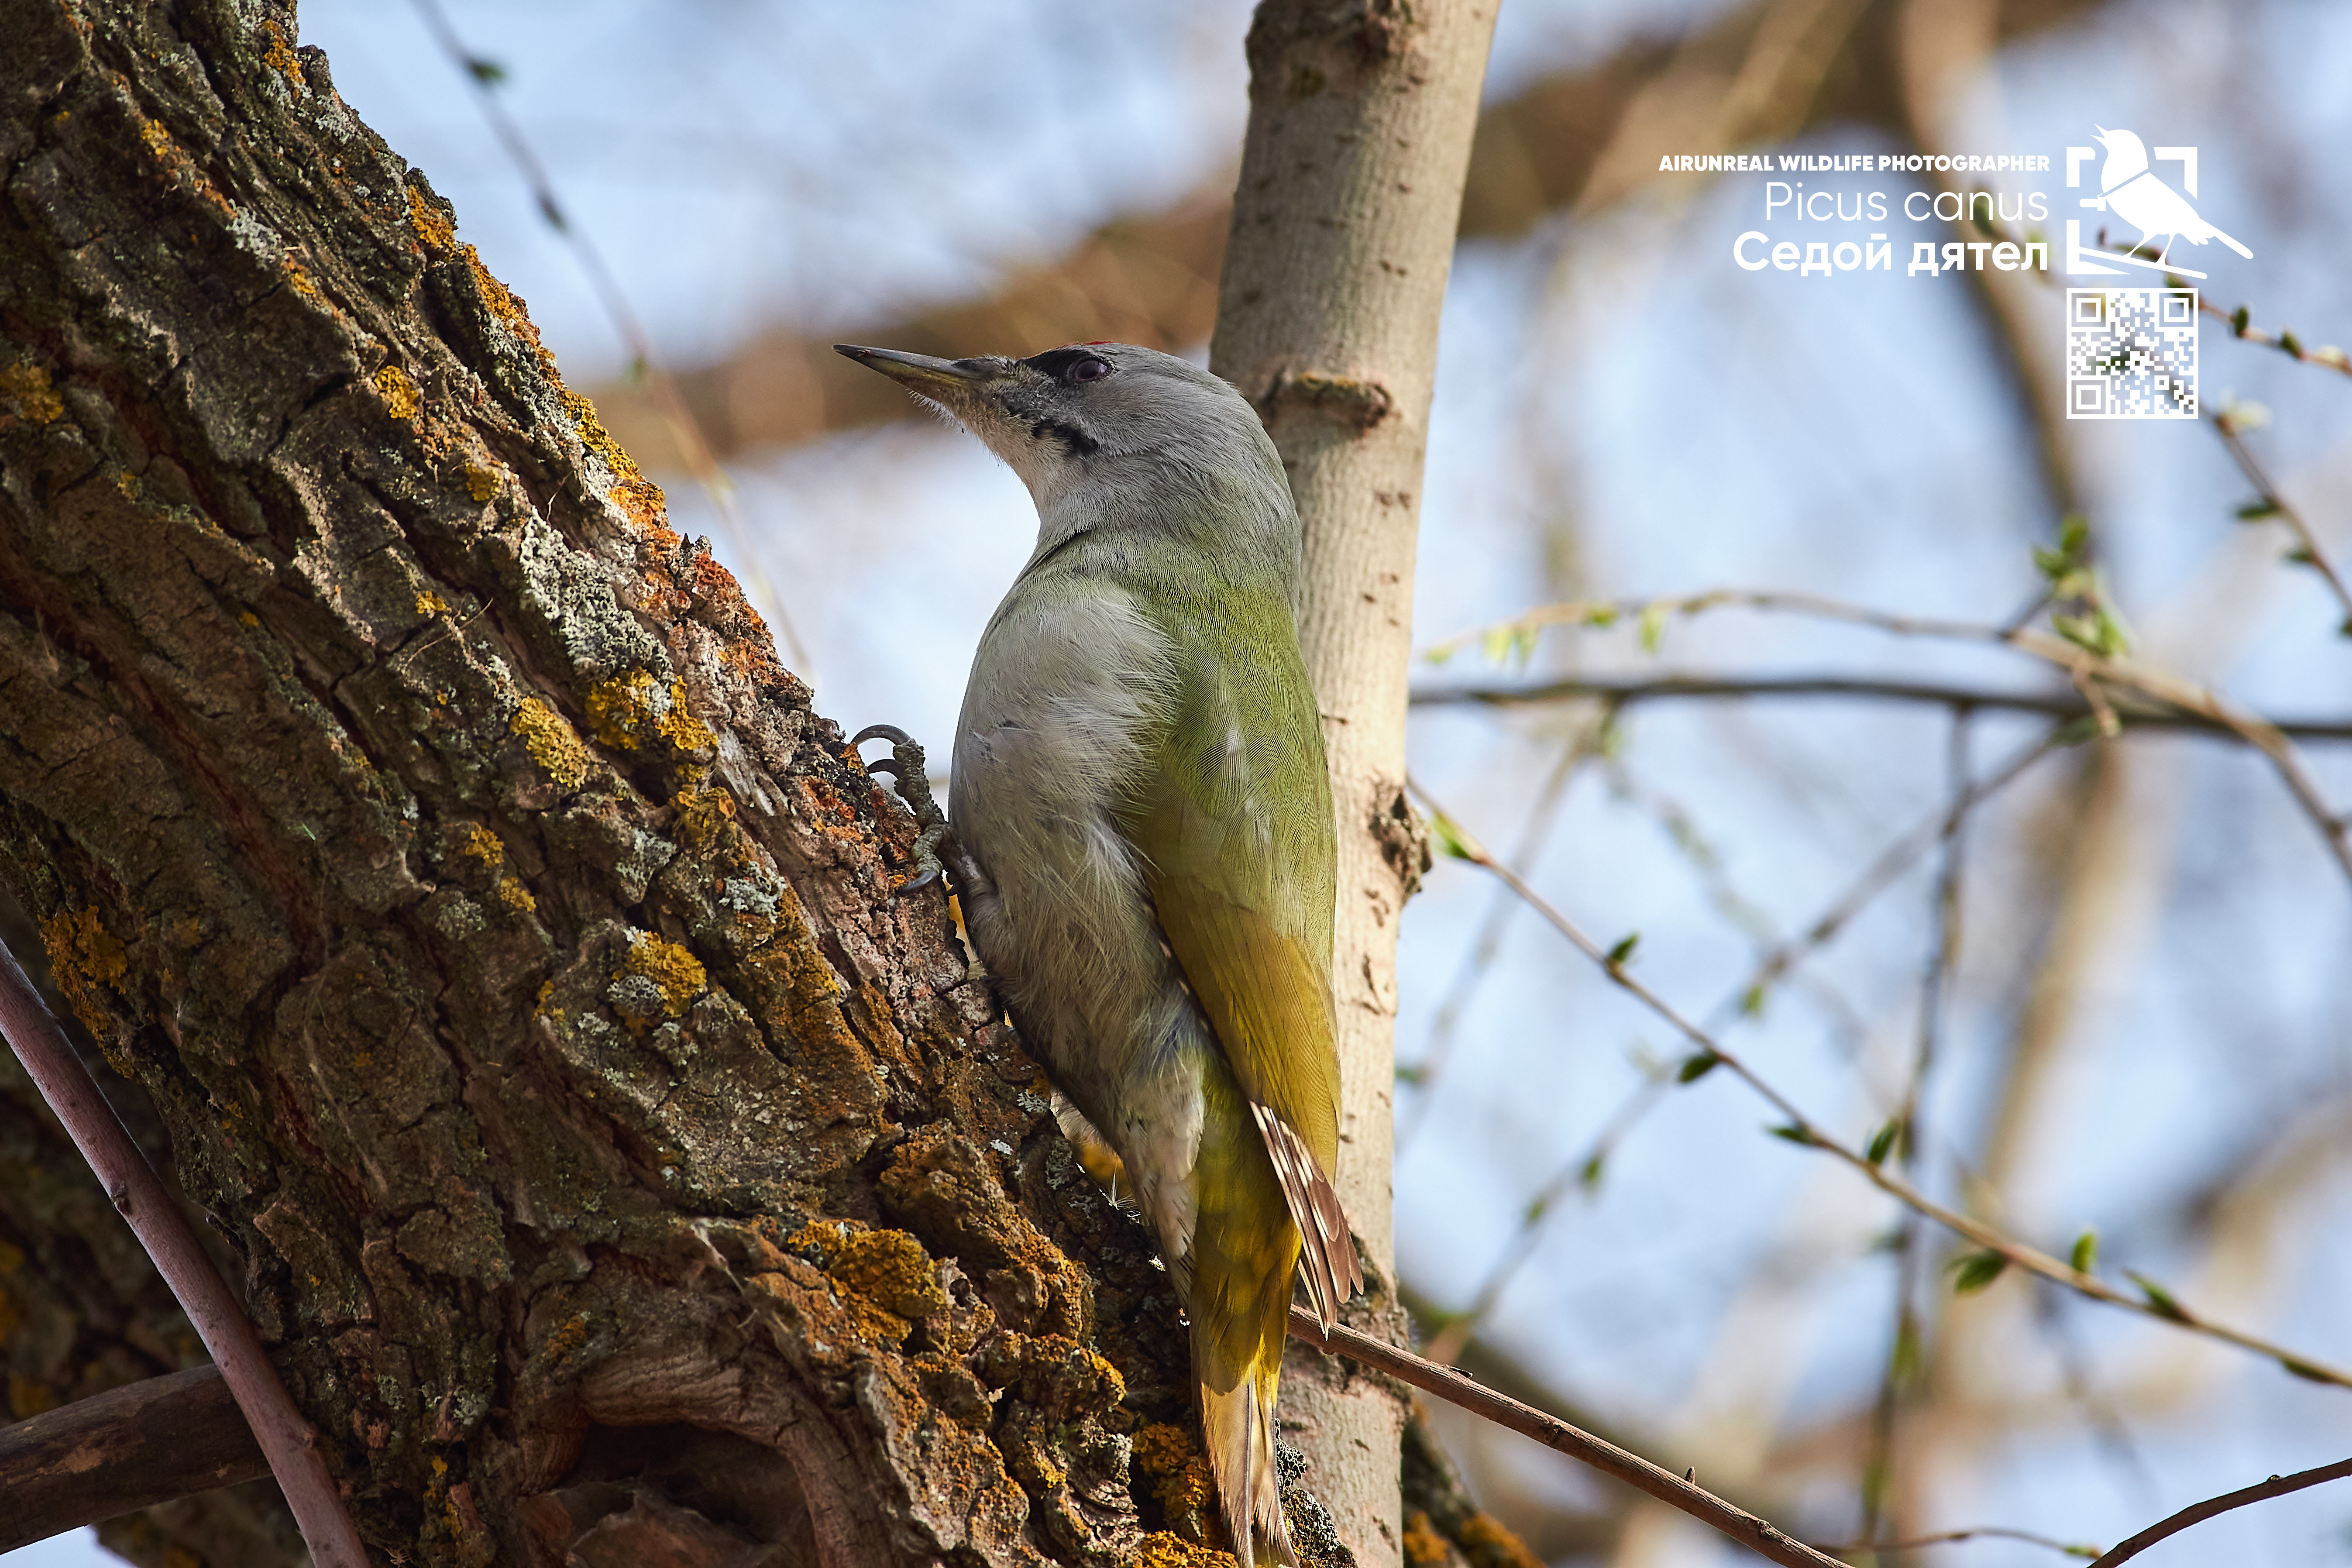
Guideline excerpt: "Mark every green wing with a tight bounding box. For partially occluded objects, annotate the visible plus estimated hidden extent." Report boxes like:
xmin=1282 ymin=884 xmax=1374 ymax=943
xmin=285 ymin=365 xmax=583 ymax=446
xmin=1123 ymin=593 xmax=1362 ymax=1323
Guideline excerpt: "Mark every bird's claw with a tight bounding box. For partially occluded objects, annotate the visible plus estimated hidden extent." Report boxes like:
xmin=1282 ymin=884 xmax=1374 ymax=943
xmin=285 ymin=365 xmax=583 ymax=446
xmin=851 ymin=724 xmax=953 ymax=897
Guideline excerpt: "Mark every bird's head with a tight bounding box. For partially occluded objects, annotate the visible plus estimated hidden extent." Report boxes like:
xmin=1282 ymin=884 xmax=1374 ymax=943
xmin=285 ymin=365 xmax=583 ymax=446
xmin=2093 ymin=127 xmax=2149 ymax=179
xmin=833 ymin=341 xmax=1288 ymax=530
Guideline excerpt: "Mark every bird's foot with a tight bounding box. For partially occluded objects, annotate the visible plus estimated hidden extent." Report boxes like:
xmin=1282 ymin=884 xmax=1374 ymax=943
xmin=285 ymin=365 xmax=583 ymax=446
xmin=850 ymin=724 xmax=989 ymax=900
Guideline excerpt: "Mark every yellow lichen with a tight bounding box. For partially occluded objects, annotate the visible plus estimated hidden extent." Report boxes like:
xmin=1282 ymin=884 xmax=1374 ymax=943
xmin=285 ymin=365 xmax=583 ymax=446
xmin=0 ymin=364 xmax=64 ymax=423
xmin=284 ymin=259 xmax=319 ymax=298
xmin=457 ymin=823 xmax=503 ymax=868
xmin=557 ymin=389 xmax=669 ymax=533
xmin=238 ymin=610 xmax=261 ymax=628
xmin=585 ymin=670 xmax=656 ymax=751
xmin=613 ymin=932 xmax=705 ymax=1023
xmin=41 ymin=907 xmax=129 ymax=1036
xmin=657 ymin=690 xmax=716 ymax=753
xmin=112 ymin=469 xmax=142 ymax=501
xmin=138 ymin=116 xmax=175 ymax=160
xmin=415 ymin=590 xmax=449 ymax=618
xmin=494 ymin=876 xmax=538 ymax=915
xmin=784 ymin=1220 xmax=948 ymax=1345
xmin=461 ymin=462 xmax=500 ymax=502
xmin=585 ymin=670 xmax=713 ymax=757
xmin=823 ymin=1225 xmax=949 ymax=1320
xmin=509 ymin=697 xmax=590 ymax=790
xmin=261 ymin=21 xmax=304 ymax=87
xmin=671 ymin=784 xmax=737 ymax=853
xmin=1458 ymin=1512 xmax=1544 ymax=1568
xmin=1132 ymin=1533 xmax=1230 ymax=1567
xmin=406 ymin=186 xmax=456 ymax=253
xmin=374 ymin=363 xmax=421 ymax=421
xmin=1403 ymin=1511 xmax=1450 ymax=1567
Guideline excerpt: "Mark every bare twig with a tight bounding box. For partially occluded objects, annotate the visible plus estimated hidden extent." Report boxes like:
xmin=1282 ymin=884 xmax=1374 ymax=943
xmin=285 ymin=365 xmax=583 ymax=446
xmin=1410 ymin=787 xmax=2352 ymax=1393
xmin=1401 ymin=719 xmax=1608 ymax=1152
xmin=0 ymin=943 xmax=368 ymax=1568
xmin=1420 ymin=1067 xmax=1671 ymax=1368
xmin=1810 ymin=1523 xmax=2101 ymax=1559
xmin=2203 ymin=297 xmax=2352 ymax=379
xmin=1412 ymin=672 xmax=2352 ymax=743
xmin=2087 ymin=1455 xmax=2352 ymax=1566
xmin=1286 ymin=1307 xmax=1843 ymax=1568
xmin=2211 ymin=406 xmax=2352 ymax=633
xmin=407 ymin=0 xmax=811 ymax=674
xmin=1427 ymin=591 xmax=2352 ymax=889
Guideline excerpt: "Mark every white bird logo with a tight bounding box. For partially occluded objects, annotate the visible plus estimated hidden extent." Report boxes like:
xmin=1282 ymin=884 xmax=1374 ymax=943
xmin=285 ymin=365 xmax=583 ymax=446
xmin=2085 ymin=127 xmax=2252 ymax=268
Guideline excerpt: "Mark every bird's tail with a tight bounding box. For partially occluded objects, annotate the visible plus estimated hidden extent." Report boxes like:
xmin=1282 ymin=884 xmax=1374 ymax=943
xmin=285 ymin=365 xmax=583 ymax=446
xmin=1199 ymin=1341 xmax=1295 ymax=1568
xmin=1189 ymin=1071 xmax=1306 ymax=1566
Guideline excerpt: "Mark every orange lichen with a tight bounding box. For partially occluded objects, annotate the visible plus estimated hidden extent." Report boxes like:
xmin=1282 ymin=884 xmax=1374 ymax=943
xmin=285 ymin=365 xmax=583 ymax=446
xmin=0 ymin=363 xmax=64 ymax=423
xmin=40 ymin=907 xmax=129 ymax=1036
xmin=509 ymin=697 xmax=590 ymax=790
xmin=787 ymin=1220 xmax=947 ymax=1346
xmin=406 ymin=186 xmax=456 ymax=253
xmin=261 ymin=21 xmax=304 ymax=88
xmin=374 ymin=364 xmax=421 ymax=421
xmin=612 ymin=931 xmax=705 ymax=1025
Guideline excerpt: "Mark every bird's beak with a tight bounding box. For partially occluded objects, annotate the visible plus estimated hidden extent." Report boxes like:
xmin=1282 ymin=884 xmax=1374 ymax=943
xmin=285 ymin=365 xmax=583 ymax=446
xmin=834 ymin=345 xmax=996 ymax=400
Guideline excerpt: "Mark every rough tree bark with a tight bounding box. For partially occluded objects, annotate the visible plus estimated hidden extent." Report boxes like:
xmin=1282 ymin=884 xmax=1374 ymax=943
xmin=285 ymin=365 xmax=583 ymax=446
xmin=1210 ymin=7 xmax=1500 ymax=1568
xmin=0 ymin=2 xmax=1311 ymax=1563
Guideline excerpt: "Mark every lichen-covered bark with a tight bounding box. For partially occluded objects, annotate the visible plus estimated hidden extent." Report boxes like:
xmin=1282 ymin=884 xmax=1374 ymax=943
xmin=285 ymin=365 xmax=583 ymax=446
xmin=0 ymin=2 xmax=1253 ymax=1562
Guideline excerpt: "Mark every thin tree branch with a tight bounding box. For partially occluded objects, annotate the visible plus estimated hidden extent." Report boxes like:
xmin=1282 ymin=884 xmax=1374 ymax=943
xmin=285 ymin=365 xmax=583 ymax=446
xmin=2205 ymin=297 xmax=2352 ymax=379
xmin=2212 ymin=406 xmax=2352 ymax=634
xmin=2087 ymin=1455 xmax=2352 ymax=1567
xmin=1408 ymin=787 xmax=2352 ymax=1394
xmin=1427 ymin=591 xmax=2352 ymax=888
xmin=1400 ymin=719 xmax=1608 ymax=1153
xmin=1285 ymin=1307 xmax=1844 ymax=1568
xmin=1810 ymin=1523 xmax=2101 ymax=1559
xmin=0 ymin=1365 xmax=266 ymax=1551
xmin=1412 ymin=672 xmax=2352 ymax=743
xmin=0 ymin=943 xmax=367 ymax=1568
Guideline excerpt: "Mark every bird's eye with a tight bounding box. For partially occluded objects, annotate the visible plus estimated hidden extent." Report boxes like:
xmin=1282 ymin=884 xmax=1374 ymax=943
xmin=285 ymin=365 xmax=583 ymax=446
xmin=1067 ymin=357 xmax=1111 ymax=385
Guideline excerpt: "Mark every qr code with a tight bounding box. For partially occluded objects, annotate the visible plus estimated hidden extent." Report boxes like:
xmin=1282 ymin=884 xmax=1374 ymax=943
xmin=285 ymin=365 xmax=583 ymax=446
xmin=2067 ymin=288 xmax=2197 ymax=419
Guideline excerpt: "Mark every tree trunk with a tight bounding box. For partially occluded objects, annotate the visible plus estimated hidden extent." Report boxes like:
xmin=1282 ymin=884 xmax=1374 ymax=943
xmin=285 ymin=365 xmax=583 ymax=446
xmin=1210 ymin=6 xmax=1500 ymax=1567
xmin=0 ymin=2 xmax=1246 ymax=1562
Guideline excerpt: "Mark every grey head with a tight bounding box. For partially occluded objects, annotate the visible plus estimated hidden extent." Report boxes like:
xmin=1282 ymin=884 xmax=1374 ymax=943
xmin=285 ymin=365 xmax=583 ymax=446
xmin=834 ymin=341 xmax=1296 ymax=566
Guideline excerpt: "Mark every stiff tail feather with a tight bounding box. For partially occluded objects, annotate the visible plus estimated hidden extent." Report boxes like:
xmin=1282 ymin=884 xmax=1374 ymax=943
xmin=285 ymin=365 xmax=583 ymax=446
xmin=1250 ymin=1101 xmax=1364 ymax=1329
xmin=1200 ymin=1358 xmax=1295 ymax=1568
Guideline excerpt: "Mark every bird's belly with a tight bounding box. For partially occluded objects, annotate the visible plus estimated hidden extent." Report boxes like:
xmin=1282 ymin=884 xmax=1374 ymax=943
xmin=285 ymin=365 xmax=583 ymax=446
xmin=950 ymin=583 xmax=1210 ymax=1246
